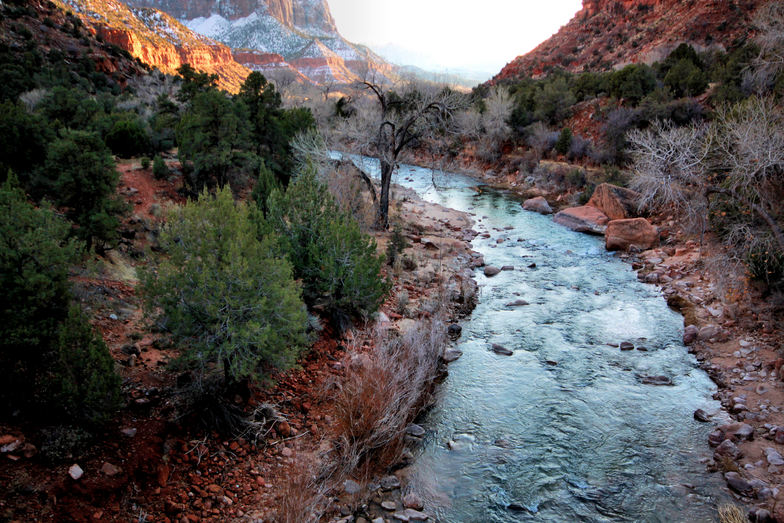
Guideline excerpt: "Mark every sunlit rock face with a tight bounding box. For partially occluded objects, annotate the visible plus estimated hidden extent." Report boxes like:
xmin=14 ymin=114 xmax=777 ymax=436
xmin=493 ymin=0 xmax=764 ymax=82
xmin=123 ymin=0 xmax=395 ymax=85
xmin=54 ymin=0 xmax=251 ymax=92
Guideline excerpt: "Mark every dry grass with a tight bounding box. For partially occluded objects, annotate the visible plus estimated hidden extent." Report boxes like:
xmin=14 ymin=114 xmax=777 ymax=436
xmin=330 ymin=313 xmax=446 ymax=476
xmin=274 ymin=311 xmax=448 ymax=521
xmin=718 ymin=504 xmax=749 ymax=523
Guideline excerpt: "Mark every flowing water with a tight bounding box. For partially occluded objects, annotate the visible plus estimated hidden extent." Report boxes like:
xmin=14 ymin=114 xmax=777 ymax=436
xmin=337 ymin=154 xmax=729 ymax=522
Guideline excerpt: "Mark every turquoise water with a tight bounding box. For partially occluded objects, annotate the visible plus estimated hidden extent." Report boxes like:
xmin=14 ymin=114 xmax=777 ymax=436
xmin=339 ymin=155 xmax=728 ymax=522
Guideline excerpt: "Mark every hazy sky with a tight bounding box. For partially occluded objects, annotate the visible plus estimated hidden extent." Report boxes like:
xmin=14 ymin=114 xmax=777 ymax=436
xmin=326 ymin=0 xmax=582 ymax=76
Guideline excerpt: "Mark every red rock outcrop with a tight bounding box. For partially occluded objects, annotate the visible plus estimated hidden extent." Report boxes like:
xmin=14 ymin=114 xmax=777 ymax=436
xmin=553 ymin=206 xmax=609 ymax=235
xmin=605 ymin=218 xmax=659 ymax=251
xmin=586 ymin=183 xmax=641 ymax=220
xmin=54 ymin=0 xmax=250 ymax=92
xmin=493 ymin=0 xmax=764 ymax=82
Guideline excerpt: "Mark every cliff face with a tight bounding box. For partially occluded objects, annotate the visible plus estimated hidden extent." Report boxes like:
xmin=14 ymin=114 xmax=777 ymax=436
xmin=126 ymin=0 xmax=337 ymax=36
xmin=123 ymin=0 xmax=395 ymax=85
xmin=494 ymin=0 xmax=764 ymax=82
xmin=54 ymin=0 xmax=251 ymax=92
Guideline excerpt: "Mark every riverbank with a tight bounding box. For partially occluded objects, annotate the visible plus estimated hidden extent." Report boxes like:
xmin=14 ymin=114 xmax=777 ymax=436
xmin=0 ymin=162 xmax=479 ymax=522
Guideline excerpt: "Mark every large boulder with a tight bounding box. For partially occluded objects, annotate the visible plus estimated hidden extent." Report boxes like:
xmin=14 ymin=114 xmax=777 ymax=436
xmin=522 ymin=196 xmax=553 ymax=215
xmin=553 ymin=206 xmax=609 ymax=235
xmin=605 ymin=218 xmax=658 ymax=251
xmin=587 ymin=183 xmax=641 ymax=220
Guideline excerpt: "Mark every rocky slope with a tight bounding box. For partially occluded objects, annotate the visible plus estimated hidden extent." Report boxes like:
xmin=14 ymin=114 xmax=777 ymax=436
xmin=494 ymin=0 xmax=764 ymax=81
xmin=53 ymin=0 xmax=251 ymax=92
xmin=124 ymin=0 xmax=396 ymax=84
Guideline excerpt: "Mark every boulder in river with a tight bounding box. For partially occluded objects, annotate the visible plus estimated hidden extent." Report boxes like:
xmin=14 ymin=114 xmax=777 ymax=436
xmin=586 ymin=183 xmax=641 ymax=220
xmin=447 ymin=324 xmax=463 ymax=339
xmin=442 ymin=349 xmax=463 ymax=363
xmin=484 ymin=266 xmax=501 ymax=277
xmin=553 ymin=206 xmax=609 ymax=235
xmin=605 ymin=218 xmax=659 ymax=251
xmin=522 ymin=196 xmax=552 ymax=215
xmin=491 ymin=343 xmax=513 ymax=356
xmin=620 ymin=341 xmax=634 ymax=351
xmin=639 ymin=375 xmax=673 ymax=386
xmin=505 ymin=299 xmax=529 ymax=307
xmin=693 ymin=409 xmax=711 ymax=422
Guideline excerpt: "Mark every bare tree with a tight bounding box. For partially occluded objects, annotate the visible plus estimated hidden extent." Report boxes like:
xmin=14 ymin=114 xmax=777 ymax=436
xmin=747 ymin=1 xmax=784 ymax=93
xmin=337 ymin=80 xmax=464 ymax=229
xmin=629 ymin=97 xmax=784 ymax=259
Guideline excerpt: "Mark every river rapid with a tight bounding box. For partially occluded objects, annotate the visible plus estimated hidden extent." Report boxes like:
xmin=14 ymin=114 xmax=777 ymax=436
xmin=338 ymin=154 xmax=730 ymax=522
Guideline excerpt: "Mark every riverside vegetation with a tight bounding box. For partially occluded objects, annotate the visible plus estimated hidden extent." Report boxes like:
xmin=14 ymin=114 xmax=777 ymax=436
xmin=1 ymin=0 xmax=783 ymax=521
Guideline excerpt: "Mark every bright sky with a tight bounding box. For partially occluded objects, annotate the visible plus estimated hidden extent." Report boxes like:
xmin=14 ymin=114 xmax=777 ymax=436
xmin=326 ymin=0 xmax=582 ymax=77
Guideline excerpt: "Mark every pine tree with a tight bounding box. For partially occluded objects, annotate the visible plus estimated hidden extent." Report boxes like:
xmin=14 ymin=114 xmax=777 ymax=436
xmin=142 ymin=186 xmax=307 ymax=384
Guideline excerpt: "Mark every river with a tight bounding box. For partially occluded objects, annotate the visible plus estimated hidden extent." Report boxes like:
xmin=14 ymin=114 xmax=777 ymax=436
xmin=336 ymin=154 xmax=730 ymax=522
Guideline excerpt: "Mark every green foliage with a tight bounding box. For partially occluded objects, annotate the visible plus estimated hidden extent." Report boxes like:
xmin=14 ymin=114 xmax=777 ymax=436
xmin=38 ymin=86 xmax=103 ymax=130
xmin=176 ymin=63 xmax=218 ymax=103
xmin=176 ymin=89 xmax=257 ymax=193
xmin=238 ymin=72 xmax=315 ymax=185
xmin=0 ymin=176 xmax=80 ymax=363
xmin=52 ymin=306 xmax=121 ymax=424
xmin=386 ymin=223 xmax=409 ymax=266
xmin=104 ymin=114 xmax=151 ymax=157
xmin=554 ymin=127 xmax=573 ymax=155
xmin=607 ymin=64 xmax=658 ymax=104
xmin=266 ymin=170 xmax=389 ymax=323
xmin=664 ymin=58 xmax=709 ymax=98
xmin=152 ymin=154 xmax=169 ymax=180
xmin=0 ymin=100 xmax=53 ymax=183
xmin=42 ymin=130 xmax=123 ymax=250
xmin=533 ymin=76 xmax=576 ymax=124
xmin=142 ymin=186 xmax=307 ymax=383
xmin=141 ymin=156 xmax=151 ymax=170
xmin=0 ymin=177 xmax=117 ymax=424
xmin=251 ymin=160 xmax=279 ymax=217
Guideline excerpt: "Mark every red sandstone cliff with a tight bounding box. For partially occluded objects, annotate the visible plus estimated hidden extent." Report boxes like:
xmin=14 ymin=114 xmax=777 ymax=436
xmin=494 ymin=0 xmax=764 ymax=82
xmin=53 ymin=0 xmax=250 ymax=92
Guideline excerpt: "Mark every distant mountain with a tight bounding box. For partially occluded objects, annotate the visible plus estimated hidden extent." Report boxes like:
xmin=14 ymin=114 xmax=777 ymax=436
xmin=494 ymin=0 xmax=764 ymax=82
xmin=125 ymin=0 xmax=396 ymax=84
xmin=53 ymin=0 xmax=251 ymax=92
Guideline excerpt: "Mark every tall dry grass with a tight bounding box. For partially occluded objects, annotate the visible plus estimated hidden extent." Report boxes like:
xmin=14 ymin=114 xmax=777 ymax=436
xmin=274 ymin=311 xmax=448 ymax=521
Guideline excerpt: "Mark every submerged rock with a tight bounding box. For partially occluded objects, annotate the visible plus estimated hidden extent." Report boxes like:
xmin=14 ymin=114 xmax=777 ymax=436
xmin=639 ymin=375 xmax=673 ymax=386
xmin=491 ymin=343 xmax=513 ymax=356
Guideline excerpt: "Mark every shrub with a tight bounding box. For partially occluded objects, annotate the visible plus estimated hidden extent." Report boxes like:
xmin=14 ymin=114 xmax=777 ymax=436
xmin=141 ymin=186 xmax=307 ymax=384
xmin=0 ymin=177 xmax=117 ymax=424
xmin=140 ymin=156 xmax=151 ymax=170
xmin=42 ymin=129 xmax=123 ymax=250
xmin=152 ymin=154 xmax=168 ymax=180
xmin=104 ymin=115 xmax=151 ymax=158
xmin=386 ymin=223 xmax=408 ymax=266
xmin=266 ymin=170 xmax=390 ymax=326
xmin=51 ymin=306 xmax=121 ymax=424
xmin=251 ymin=160 xmax=279 ymax=217
xmin=554 ymin=127 xmax=573 ymax=155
